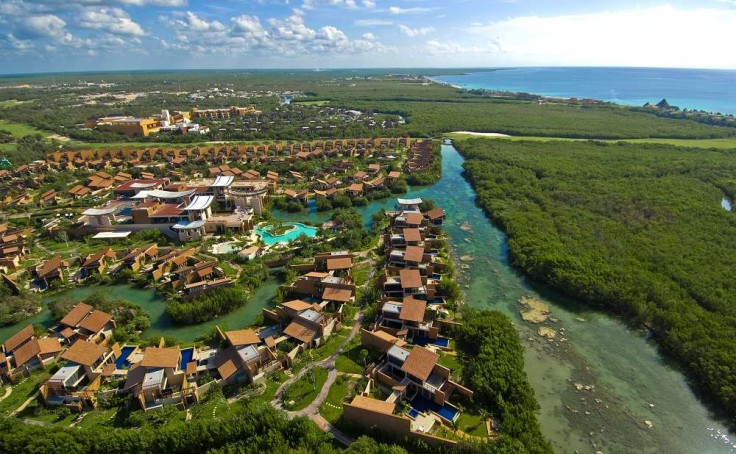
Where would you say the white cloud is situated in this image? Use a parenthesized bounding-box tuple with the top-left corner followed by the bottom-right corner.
(78, 7, 146, 36)
(168, 11, 224, 32)
(398, 24, 433, 37)
(231, 15, 267, 37)
(22, 15, 70, 41)
(362, 0, 375, 7)
(425, 39, 492, 55)
(387, 6, 432, 14)
(354, 19, 393, 26)
(468, 6, 736, 68)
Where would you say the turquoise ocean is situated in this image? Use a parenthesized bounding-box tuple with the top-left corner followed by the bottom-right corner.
(431, 67, 736, 115)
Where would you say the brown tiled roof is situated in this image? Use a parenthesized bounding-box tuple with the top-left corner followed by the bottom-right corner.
(102, 364, 116, 377)
(59, 327, 75, 339)
(399, 269, 423, 289)
(372, 329, 407, 348)
(322, 287, 353, 302)
(185, 361, 198, 375)
(404, 212, 424, 226)
(36, 338, 62, 356)
(326, 257, 352, 270)
(79, 310, 113, 333)
(304, 272, 329, 279)
(139, 347, 180, 369)
(36, 255, 66, 278)
(283, 319, 318, 344)
(82, 248, 114, 268)
(60, 303, 93, 328)
(403, 246, 425, 263)
(347, 183, 363, 192)
(151, 204, 183, 217)
(402, 228, 422, 243)
(61, 340, 106, 367)
(399, 297, 427, 323)
(282, 299, 313, 312)
(225, 329, 261, 347)
(401, 346, 439, 382)
(217, 358, 238, 381)
(426, 208, 446, 220)
(264, 336, 276, 349)
(348, 395, 395, 415)
(12, 339, 40, 368)
(123, 364, 146, 390)
(388, 171, 401, 178)
(4, 324, 34, 353)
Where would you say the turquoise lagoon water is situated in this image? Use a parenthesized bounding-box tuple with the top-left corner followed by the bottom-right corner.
(255, 222, 318, 245)
(432, 67, 736, 115)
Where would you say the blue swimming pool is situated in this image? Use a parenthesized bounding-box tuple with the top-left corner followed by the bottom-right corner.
(408, 408, 419, 419)
(413, 336, 450, 348)
(411, 395, 459, 422)
(429, 274, 442, 281)
(255, 222, 318, 245)
(115, 345, 136, 369)
(180, 347, 194, 370)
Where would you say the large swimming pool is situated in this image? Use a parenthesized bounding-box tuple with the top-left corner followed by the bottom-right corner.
(255, 222, 317, 245)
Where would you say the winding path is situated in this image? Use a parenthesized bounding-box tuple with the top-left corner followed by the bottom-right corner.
(270, 311, 363, 446)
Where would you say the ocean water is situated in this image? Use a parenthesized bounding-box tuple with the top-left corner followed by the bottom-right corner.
(432, 67, 736, 115)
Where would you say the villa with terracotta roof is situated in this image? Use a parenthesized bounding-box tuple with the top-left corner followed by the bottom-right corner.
(31, 254, 70, 288)
(54, 302, 116, 345)
(40, 339, 115, 410)
(0, 325, 63, 382)
(211, 328, 279, 386)
(80, 247, 117, 277)
(121, 243, 159, 272)
(123, 347, 198, 411)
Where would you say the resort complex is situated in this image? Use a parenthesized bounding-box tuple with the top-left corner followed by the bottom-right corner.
(0, 125, 499, 450)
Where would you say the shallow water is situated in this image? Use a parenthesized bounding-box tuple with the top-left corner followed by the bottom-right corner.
(429, 144, 734, 453)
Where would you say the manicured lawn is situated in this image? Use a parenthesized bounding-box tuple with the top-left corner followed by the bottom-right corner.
(456, 412, 489, 438)
(437, 352, 462, 375)
(77, 407, 118, 429)
(293, 100, 329, 106)
(334, 341, 367, 375)
(253, 370, 288, 404)
(318, 375, 359, 424)
(0, 372, 49, 415)
(282, 367, 328, 411)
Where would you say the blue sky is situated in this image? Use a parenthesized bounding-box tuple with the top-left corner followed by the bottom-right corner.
(1, 0, 736, 73)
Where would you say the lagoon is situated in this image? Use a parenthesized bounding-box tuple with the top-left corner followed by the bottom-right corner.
(0, 276, 281, 344)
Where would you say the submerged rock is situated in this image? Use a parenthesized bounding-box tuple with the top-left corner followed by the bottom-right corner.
(519, 296, 551, 323)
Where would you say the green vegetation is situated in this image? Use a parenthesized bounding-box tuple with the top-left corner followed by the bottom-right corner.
(0, 280, 40, 327)
(319, 375, 362, 424)
(0, 119, 51, 138)
(282, 367, 329, 411)
(50, 291, 150, 343)
(0, 372, 49, 416)
(457, 309, 552, 453)
(166, 286, 249, 325)
(457, 137, 736, 419)
(0, 402, 340, 454)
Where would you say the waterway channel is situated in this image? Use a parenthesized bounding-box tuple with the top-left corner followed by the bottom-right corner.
(277, 143, 735, 453)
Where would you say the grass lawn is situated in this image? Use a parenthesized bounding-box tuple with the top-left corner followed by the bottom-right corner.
(282, 367, 328, 411)
(352, 263, 370, 287)
(0, 100, 31, 108)
(253, 370, 288, 404)
(217, 261, 238, 277)
(447, 132, 736, 150)
(15, 399, 78, 426)
(76, 407, 118, 429)
(293, 328, 348, 373)
(334, 341, 367, 375)
(456, 412, 488, 438)
(437, 352, 462, 375)
(318, 375, 359, 424)
(0, 119, 53, 138)
(0, 372, 49, 415)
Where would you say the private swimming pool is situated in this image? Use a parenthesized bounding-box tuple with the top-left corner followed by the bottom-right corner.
(255, 222, 317, 245)
(414, 336, 450, 348)
(115, 345, 136, 369)
(411, 395, 460, 422)
(180, 347, 194, 370)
